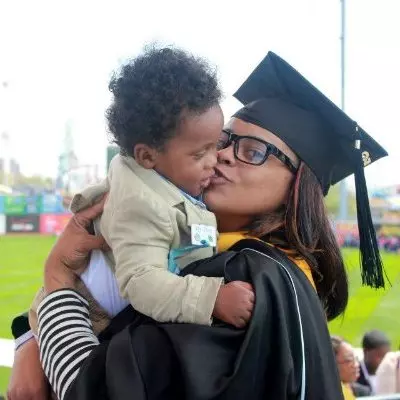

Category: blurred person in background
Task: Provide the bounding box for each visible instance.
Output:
[331,336,368,399]
[358,330,391,394]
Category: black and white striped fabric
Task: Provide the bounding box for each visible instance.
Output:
[37,289,99,400]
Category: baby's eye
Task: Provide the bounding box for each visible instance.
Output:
[193,150,206,160]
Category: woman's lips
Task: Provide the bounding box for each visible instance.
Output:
[210,168,230,185]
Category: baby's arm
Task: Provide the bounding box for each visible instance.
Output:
[103,193,222,325]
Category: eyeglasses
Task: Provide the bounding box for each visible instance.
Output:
[337,356,358,365]
[218,129,298,173]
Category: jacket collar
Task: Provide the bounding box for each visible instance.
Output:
[119,155,195,208]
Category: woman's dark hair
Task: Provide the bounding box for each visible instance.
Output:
[250,162,349,321]
[106,45,222,155]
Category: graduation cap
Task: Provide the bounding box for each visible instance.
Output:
[233,51,388,288]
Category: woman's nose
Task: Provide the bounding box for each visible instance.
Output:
[353,361,360,373]
[217,143,236,165]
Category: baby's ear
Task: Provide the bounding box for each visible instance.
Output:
[133,144,158,169]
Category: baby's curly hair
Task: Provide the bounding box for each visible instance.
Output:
[106,45,222,155]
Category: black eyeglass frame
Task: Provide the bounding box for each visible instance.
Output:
[220,129,298,173]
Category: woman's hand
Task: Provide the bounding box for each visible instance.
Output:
[7,339,49,400]
[44,196,108,293]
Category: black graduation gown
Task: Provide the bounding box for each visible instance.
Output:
[66,239,344,400]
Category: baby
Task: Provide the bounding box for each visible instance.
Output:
[29,46,253,336]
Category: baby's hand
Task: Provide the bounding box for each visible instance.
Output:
[213,281,255,328]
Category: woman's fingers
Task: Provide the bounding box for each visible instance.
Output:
[74,195,108,229]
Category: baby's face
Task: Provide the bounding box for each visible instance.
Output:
[154,105,224,197]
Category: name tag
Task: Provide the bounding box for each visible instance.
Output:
[191,224,217,247]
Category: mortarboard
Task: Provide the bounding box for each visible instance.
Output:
[233,51,388,288]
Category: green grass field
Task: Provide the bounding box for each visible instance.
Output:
[0,236,399,395]
[0,235,56,396]
[329,248,400,345]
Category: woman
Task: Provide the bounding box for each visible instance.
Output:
[9,52,387,400]
[331,336,361,400]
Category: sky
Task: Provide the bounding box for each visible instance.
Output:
[0,0,399,190]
